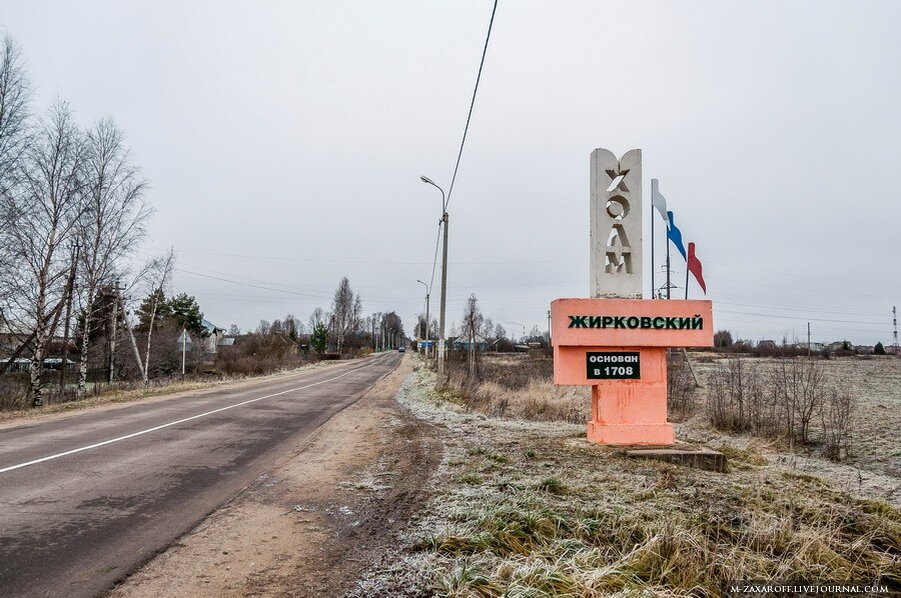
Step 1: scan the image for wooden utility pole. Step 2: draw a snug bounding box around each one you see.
[108,279,124,383]
[58,242,80,390]
[547,309,552,347]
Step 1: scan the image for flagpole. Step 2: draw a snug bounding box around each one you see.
[650,179,656,298]
[666,234,671,300]
[685,259,689,300]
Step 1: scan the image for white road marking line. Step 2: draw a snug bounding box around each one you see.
[0,356,391,475]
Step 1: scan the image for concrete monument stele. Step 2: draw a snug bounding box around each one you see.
[551,148,714,446]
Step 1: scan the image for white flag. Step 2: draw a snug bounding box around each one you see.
[651,178,668,227]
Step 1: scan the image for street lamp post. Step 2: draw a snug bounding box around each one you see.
[416,279,430,358]
[420,175,448,389]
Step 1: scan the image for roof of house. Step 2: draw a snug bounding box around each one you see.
[201,319,225,334]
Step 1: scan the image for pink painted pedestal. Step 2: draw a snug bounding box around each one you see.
[551,298,714,446]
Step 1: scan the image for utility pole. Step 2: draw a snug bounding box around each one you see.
[417,280,430,358]
[807,322,811,359]
[437,211,449,387]
[547,309,552,347]
[108,279,124,383]
[59,242,79,391]
[421,176,448,389]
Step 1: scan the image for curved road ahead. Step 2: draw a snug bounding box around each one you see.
[0,352,402,598]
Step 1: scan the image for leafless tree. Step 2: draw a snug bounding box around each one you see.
[381,312,404,350]
[308,307,327,331]
[0,35,32,330]
[462,294,483,379]
[768,357,825,443]
[282,313,301,340]
[119,249,174,387]
[0,35,31,200]
[329,277,360,353]
[1,101,86,406]
[821,385,854,461]
[74,117,151,396]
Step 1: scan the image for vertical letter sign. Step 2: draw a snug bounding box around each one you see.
[551,149,714,446]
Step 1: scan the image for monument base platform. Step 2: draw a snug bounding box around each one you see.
[586,421,674,446]
[625,447,727,472]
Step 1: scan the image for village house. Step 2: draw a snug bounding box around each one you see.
[175,320,227,354]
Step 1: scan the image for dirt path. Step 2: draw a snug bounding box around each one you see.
[108,354,440,597]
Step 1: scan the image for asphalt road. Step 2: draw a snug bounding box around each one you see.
[0,352,402,598]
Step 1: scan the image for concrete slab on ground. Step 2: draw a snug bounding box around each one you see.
[624,447,727,472]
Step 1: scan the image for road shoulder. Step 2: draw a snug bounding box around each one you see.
[108,353,440,598]
[0,359,348,430]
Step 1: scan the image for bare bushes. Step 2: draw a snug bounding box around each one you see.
[667,351,697,421]
[0,375,29,410]
[445,355,586,423]
[821,385,854,461]
[769,356,827,443]
[216,333,308,376]
[705,356,855,460]
[707,357,773,435]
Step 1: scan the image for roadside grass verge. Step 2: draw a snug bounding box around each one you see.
[0,359,341,424]
[353,362,901,597]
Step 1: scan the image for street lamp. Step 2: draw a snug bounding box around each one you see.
[416,279,430,358]
[421,175,448,389]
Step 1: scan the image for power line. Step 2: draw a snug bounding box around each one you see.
[706,259,901,289]
[178,249,579,266]
[715,308,887,326]
[445,0,499,210]
[428,219,442,294]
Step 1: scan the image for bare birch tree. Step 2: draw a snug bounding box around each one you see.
[2,101,85,406]
[73,117,150,397]
[462,294,483,378]
[119,249,174,385]
[0,35,30,199]
[0,35,32,330]
[330,277,356,353]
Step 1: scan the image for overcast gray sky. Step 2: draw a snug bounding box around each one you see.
[3,0,899,344]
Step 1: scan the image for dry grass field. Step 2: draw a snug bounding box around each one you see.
[441,352,901,507]
[353,359,901,596]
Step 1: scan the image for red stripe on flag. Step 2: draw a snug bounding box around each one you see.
[687,242,707,294]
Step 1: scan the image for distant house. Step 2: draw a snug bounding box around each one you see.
[854,345,874,355]
[217,337,236,349]
[797,342,824,352]
[452,340,489,352]
[0,357,75,373]
[757,340,777,349]
[176,320,227,354]
[200,320,226,353]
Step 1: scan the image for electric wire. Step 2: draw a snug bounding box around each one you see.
[444,0,499,210]
[428,219,442,294]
